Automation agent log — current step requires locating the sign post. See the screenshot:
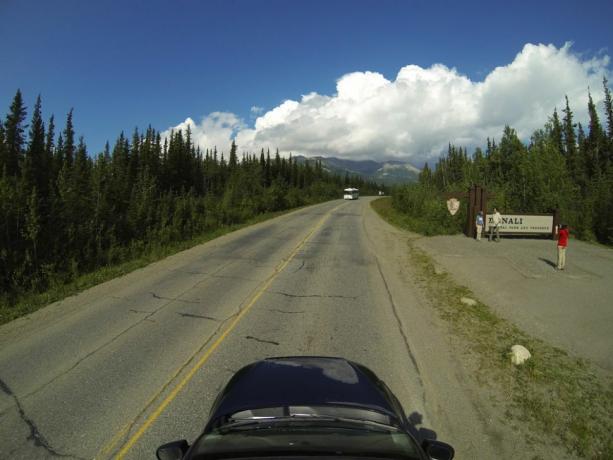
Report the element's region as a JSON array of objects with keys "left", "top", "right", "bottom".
[
  {"left": 467, "top": 185, "right": 490, "bottom": 238},
  {"left": 443, "top": 185, "right": 557, "bottom": 238}
]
